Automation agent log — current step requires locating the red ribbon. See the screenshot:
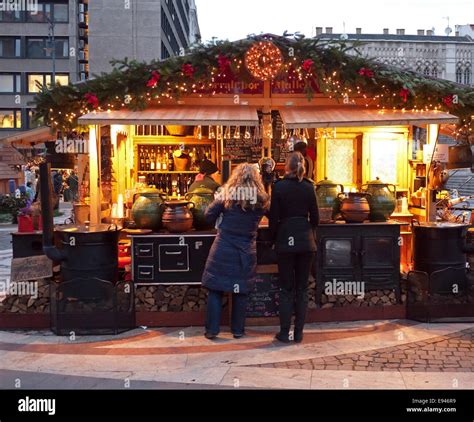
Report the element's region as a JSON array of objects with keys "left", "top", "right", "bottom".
[
  {"left": 84, "top": 93, "right": 99, "bottom": 109},
  {"left": 147, "top": 71, "right": 161, "bottom": 88},
  {"left": 302, "top": 59, "right": 314, "bottom": 72},
  {"left": 182, "top": 63, "right": 195, "bottom": 78},
  {"left": 217, "top": 54, "right": 231, "bottom": 72},
  {"left": 399, "top": 88, "right": 410, "bottom": 103},
  {"left": 442, "top": 95, "right": 454, "bottom": 108},
  {"left": 359, "top": 67, "right": 375, "bottom": 78}
]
